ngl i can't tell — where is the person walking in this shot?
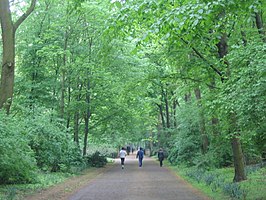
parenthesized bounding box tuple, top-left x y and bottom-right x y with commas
(158, 148, 165, 167)
(119, 147, 127, 169)
(136, 147, 144, 167)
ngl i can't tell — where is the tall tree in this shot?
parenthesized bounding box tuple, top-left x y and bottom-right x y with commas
(0, 0, 36, 113)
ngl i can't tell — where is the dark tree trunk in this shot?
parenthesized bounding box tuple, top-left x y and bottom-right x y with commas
(194, 87, 209, 154)
(184, 92, 191, 102)
(172, 97, 179, 128)
(216, 32, 246, 182)
(73, 82, 82, 146)
(83, 79, 91, 156)
(157, 103, 165, 129)
(255, 11, 266, 43)
(232, 137, 247, 182)
(74, 111, 80, 146)
(66, 79, 71, 129)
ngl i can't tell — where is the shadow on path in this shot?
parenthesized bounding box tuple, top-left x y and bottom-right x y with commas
(69, 154, 209, 200)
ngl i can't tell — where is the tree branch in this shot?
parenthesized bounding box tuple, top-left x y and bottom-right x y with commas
(180, 37, 224, 81)
(14, 0, 37, 31)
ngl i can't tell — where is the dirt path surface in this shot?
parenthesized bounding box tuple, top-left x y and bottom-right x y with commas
(24, 165, 114, 200)
(68, 154, 209, 200)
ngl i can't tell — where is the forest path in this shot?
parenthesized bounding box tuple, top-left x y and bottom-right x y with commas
(68, 154, 209, 200)
(24, 154, 209, 200)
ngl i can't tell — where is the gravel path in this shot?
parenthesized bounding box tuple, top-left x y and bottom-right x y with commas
(69, 154, 209, 200)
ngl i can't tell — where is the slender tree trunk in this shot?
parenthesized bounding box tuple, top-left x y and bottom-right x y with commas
(172, 97, 179, 128)
(60, 30, 68, 118)
(255, 11, 266, 43)
(74, 111, 80, 146)
(83, 38, 93, 156)
(184, 92, 191, 102)
(157, 103, 165, 129)
(60, 70, 66, 118)
(66, 83, 71, 129)
(194, 87, 209, 154)
(73, 82, 82, 146)
(157, 113, 163, 148)
(83, 79, 91, 156)
(163, 88, 170, 128)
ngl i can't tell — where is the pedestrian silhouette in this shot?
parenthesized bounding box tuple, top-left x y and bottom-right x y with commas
(158, 148, 165, 167)
(136, 147, 144, 167)
(119, 147, 127, 169)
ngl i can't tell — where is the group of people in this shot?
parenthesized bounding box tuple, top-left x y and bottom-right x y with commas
(119, 147, 165, 169)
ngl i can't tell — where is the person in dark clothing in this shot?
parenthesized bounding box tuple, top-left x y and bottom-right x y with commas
(136, 147, 144, 167)
(157, 148, 165, 167)
(126, 146, 130, 155)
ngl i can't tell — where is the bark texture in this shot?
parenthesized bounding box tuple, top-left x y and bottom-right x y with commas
(0, 0, 36, 113)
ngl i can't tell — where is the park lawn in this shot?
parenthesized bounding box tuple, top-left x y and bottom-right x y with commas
(167, 161, 266, 200)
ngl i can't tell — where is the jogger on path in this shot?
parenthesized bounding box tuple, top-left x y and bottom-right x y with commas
(119, 147, 127, 169)
(69, 155, 209, 200)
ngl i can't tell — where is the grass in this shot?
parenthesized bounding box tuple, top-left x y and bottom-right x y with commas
(166, 161, 266, 200)
(0, 172, 72, 200)
(0, 158, 115, 200)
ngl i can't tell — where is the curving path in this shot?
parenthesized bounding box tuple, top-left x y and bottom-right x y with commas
(69, 154, 209, 200)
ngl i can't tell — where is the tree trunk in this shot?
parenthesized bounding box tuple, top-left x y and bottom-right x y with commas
(60, 70, 66, 118)
(194, 87, 209, 154)
(74, 111, 80, 146)
(216, 32, 246, 182)
(157, 103, 165, 129)
(231, 136, 247, 182)
(163, 88, 170, 128)
(255, 11, 266, 43)
(0, 0, 36, 113)
(172, 96, 179, 128)
(73, 82, 82, 146)
(0, 0, 15, 113)
(229, 112, 247, 182)
(83, 78, 91, 156)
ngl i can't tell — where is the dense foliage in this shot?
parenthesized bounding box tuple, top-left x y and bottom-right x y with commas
(0, 0, 265, 186)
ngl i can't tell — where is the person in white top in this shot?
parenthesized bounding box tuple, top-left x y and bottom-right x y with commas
(119, 147, 127, 169)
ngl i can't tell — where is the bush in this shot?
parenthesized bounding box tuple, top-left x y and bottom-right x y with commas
(0, 112, 37, 184)
(84, 151, 107, 167)
(25, 114, 84, 172)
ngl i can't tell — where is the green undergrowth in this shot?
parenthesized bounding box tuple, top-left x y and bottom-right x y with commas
(0, 172, 72, 200)
(167, 161, 266, 200)
(0, 159, 115, 200)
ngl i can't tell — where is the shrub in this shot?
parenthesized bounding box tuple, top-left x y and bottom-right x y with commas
(0, 112, 37, 184)
(84, 151, 107, 168)
(25, 115, 84, 172)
